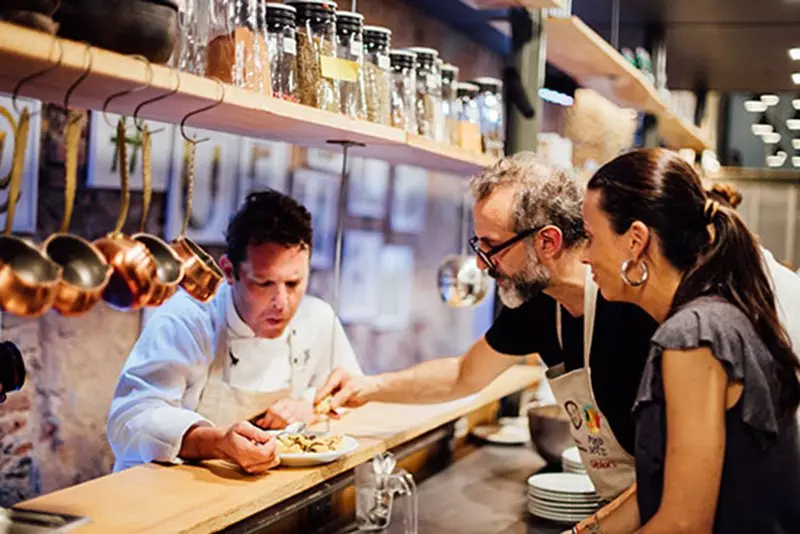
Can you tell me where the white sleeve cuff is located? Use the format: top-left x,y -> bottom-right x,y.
146,407 -> 213,464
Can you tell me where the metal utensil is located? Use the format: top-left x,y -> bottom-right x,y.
437,189 -> 489,308
275,421 -> 307,438
0,107 -> 62,317
171,136 -> 224,303
93,117 -> 158,311
42,110 -> 113,316
132,124 -> 185,307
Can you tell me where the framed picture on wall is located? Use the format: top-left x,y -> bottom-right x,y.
339,230 -> 383,323
86,111 -> 174,191
292,167 -> 340,269
0,94 -> 40,234
235,138 -> 292,206
165,127 -> 241,245
347,157 -> 389,219
372,244 -> 414,331
390,165 -> 428,234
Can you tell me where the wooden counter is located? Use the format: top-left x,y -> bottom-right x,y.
16,366 -> 541,534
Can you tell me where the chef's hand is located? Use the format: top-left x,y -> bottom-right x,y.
215,421 -> 279,474
315,367 -> 372,411
257,398 -> 315,429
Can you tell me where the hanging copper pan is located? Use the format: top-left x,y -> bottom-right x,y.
92,118 -> 158,311
42,110 -> 113,315
0,107 -> 62,317
132,124 -> 185,307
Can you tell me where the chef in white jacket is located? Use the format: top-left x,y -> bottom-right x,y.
107,190 -> 363,474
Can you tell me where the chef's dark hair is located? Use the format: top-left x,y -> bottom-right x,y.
225,189 -> 313,277
588,148 -> 800,417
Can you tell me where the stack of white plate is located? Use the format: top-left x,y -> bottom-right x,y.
561,447 -> 586,474
527,473 -> 602,524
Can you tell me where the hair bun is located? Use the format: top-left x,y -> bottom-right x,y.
708,182 -> 743,209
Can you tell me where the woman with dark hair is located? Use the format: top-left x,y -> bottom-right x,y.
579,148 -> 800,532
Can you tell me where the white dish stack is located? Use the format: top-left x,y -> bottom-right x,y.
561,446 -> 587,474
527,473 -> 602,524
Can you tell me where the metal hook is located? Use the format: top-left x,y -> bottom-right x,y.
132,65 -> 182,135
101,55 -> 153,129
63,43 -> 93,111
179,78 -> 225,145
11,36 -> 64,114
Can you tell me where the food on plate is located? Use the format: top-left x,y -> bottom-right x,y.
314,395 -> 339,417
276,433 -> 345,454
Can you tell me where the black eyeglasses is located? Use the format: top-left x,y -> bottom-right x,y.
469,226 -> 544,276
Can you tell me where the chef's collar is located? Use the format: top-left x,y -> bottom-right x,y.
224,283 -> 292,341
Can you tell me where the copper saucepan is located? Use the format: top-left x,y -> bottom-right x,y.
171,137 -> 223,303
42,110 -> 113,315
0,107 -> 62,317
92,118 -> 158,311
132,124 -> 185,307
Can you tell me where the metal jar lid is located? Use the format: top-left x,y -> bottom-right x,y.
471,76 -> 503,92
406,46 -> 438,69
336,10 -> 364,35
266,3 -> 297,29
363,25 -> 392,49
390,49 -> 416,70
286,1 -> 337,25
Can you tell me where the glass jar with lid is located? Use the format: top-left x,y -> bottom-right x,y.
363,25 -> 392,125
455,82 -> 482,153
265,3 -> 298,101
335,11 -> 366,120
472,77 -> 505,158
407,47 -> 442,140
389,49 -> 417,134
287,0 -> 340,112
206,0 -> 270,94
441,63 -> 459,145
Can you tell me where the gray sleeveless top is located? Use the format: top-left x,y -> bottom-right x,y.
634,296 -> 800,533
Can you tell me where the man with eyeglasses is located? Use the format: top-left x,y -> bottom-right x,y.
317,153 -> 658,519
107,190 -> 363,474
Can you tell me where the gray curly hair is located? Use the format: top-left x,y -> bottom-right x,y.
469,152 -> 586,249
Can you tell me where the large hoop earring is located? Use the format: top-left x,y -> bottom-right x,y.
621,259 -> 648,287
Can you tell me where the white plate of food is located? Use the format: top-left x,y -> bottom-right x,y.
270,431 -> 358,467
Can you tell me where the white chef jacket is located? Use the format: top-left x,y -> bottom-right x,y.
762,247 -> 800,353
107,283 -> 362,471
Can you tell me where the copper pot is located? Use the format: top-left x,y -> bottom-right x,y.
170,138 -> 222,303
43,110 -> 112,316
131,125 -> 184,307
93,118 -> 157,311
0,107 -> 62,317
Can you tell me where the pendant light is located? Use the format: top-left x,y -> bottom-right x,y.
788,109 -> 800,130
744,93 -> 767,113
762,131 -> 781,144
793,94 -> 800,110
793,138 -> 800,150
767,145 -> 787,167
751,112 -> 774,135
761,93 -> 780,107
793,151 -> 800,168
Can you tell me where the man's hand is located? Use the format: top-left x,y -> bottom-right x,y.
256,398 -> 315,429
314,367 -> 373,411
213,421 -> 279,474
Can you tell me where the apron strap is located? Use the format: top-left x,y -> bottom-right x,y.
556,267 -> 599,367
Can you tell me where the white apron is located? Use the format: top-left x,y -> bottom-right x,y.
545,269 -> 636,500
194,318 -> 313,428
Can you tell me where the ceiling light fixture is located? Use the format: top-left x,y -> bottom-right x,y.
793,153 -> 800,167
762,131 -> 782,144
761,94 -> 780,107
790,48 -> 800,60
788,109 -> 800,130
751,112 -> 774,136
744,93 -> 767,113
767,145 -> 788,167
793,95 -> 800,110
793,138 -> 800,150
793,73 -> 800,85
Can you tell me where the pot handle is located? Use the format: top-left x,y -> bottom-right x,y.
111,117 -> 131,237
60,109 -> 82,234
2,107 -> 29,235
180,138 -> 197,237
138,125 -> 152,233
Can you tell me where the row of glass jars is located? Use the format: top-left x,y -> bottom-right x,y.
188,0 -> 504,155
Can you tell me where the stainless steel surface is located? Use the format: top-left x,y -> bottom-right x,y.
437,255 -> 489,308
526,404 -> 573,466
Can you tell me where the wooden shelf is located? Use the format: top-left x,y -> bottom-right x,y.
544,16 -> 711,153
464,0 -> 563,9
0,21 -> 493,175
706,166 -> 800,183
